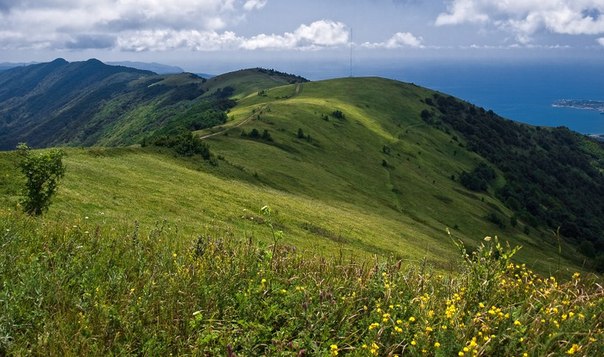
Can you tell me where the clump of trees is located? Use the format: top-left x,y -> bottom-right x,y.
460,163 -> 496,192
241,128 -> 273,142
17,143 -> 65,216
151,131 -> 212,160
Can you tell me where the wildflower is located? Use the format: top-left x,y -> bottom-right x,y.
396,319 -> 403,325
395,326 -> 403,333
434,342 -> 441,348
409,316 -> 416,323
566,344 -> 580,355
484,236 -> 492,242
514,320 -> 522,326
370,342 -> 379,356
330,344 -> 338,356
458,352 -> 465,356
479,302 -> 485,308
411,340 -> 417,346
572,272 -> 580,280
446,304 -> 457,318
369,322 -> 380,330
261,278 -> 267,284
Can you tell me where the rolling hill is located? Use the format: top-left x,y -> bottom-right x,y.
0,60 -> 603,274
0,59 -> 306,149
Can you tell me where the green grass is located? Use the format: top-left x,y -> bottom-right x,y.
0,77 -> 589,274
0,210 -> 601,355
197,77 -> 586,274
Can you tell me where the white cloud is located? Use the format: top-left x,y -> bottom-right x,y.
436,0 -> 604,42
243,0 -> 267,11
117,29 -> 242,51
362,32 -> 424,48
0,0 -> 259,49
116,20 -> 349,52
598,37 -> 604,46
240,20 -> 349,50
435,0 -> 489,26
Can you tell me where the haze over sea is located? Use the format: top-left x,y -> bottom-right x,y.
296,60 -> 604,135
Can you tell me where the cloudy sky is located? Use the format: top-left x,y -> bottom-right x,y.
1,0 -> 603,73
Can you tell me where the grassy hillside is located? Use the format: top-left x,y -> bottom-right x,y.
2,75 -> 599,273
197,77 -> 597,272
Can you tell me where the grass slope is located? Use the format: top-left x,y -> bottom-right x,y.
0,77 -> 587,274
1,210 -> 602,355
199,77 -> 585,273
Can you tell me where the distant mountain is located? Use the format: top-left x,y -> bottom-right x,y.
107,61 -> 184,74
0,62 -> 33,72
0,59 -> 307,149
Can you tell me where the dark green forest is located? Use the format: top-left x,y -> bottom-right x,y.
426,94 -> 604,261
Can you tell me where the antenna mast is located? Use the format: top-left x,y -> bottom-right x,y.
349,28 -> 353,77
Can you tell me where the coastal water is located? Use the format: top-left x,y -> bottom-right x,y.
355,61 -> 604,135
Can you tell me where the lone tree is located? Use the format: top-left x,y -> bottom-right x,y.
17,143 -> 65,216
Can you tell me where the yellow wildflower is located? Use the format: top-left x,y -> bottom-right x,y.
330,344 -> 339,356
566,344 -> 580,355
370,342 -> 379,356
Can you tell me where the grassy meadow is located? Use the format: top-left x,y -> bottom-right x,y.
0,209 -> 602,355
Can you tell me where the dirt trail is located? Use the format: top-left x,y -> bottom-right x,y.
199,82 -> 302,140
199,105 -> 267,140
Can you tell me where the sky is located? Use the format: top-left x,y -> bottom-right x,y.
1,0 -> 603,74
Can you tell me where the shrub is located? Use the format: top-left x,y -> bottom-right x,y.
16,143 -> 65,216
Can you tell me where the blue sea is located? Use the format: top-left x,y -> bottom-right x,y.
302,60 -> 604,135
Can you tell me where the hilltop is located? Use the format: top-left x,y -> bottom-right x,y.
0,59 -> 603,274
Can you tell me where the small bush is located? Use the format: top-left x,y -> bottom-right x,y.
16,143 -> 65,215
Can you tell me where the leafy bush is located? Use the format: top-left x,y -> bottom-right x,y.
151,132 -> 211,160
16,143 -> 65,215
332,110 -> 346,120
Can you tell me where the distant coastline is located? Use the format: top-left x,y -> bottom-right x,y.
553,99 -> 604,113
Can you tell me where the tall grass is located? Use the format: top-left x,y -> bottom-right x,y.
0,208 -> 602,356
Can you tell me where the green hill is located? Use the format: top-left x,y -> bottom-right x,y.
0,60 -> 306,149
3,74 -> 604,273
